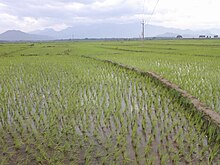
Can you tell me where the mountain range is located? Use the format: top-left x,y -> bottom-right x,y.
0,30 -> 53,41
0,23 -> 219,41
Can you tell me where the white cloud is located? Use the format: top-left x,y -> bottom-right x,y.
65,2 -> 86,11
91,0 -> 124,9
151,0 -> 220,29
0,0 -> 220,33
47,23 -> 69,31
0,2 -> 7,7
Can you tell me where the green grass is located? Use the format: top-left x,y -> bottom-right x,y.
0,40 -> 220,164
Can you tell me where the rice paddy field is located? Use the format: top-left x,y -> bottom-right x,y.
0,40 -> 220,164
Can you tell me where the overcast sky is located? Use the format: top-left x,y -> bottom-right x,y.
0,0 -> 220,33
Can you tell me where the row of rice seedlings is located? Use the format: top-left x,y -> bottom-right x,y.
97,43 -> 220,114
0,56 -> 219,164
148,60 -> 220,114
68,59 -> 220,164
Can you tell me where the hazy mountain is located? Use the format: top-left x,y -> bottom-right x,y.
156,32 -> 179,38
31,23 -> 220,39
0,30 -> 54,41
32,23 -> 142,39
31,28 -> 59,37
154,27 -> 215,38
156,32 -> 214,38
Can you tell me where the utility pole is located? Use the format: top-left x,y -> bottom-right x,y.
141,20 -> 145,40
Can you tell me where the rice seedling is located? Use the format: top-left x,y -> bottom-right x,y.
0,42 -> 219,164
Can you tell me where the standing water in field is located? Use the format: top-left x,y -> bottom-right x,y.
0,55 -> 219,164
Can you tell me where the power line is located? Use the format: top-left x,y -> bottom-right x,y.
142,0 -> 146,20
146,0 -> 160,25
141,0 -> 147,40
141,0 -> 160,39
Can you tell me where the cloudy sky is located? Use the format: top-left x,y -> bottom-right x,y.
0,0 -> 220,33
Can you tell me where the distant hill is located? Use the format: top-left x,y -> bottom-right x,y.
0,30 -> 54,41
30,23 -> 220,39
31,23 -> 142,39
3,24 -> 219,40
156,32 -> 178,38
156,32 -> 215,38
32,23 -> 185,39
